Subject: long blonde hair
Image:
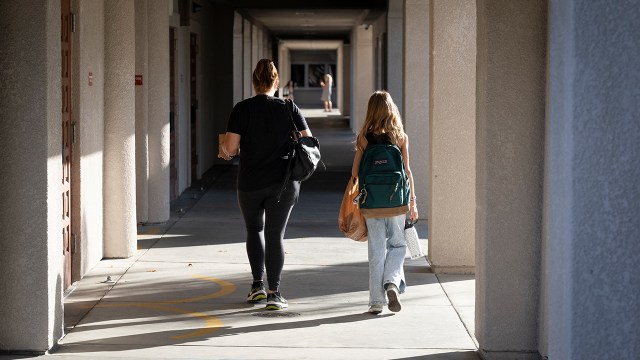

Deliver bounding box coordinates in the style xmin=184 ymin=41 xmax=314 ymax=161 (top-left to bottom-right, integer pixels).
xmin=356 ymin=91 xmax=405 ymax=150
xmin=323 ymin=74 xmax=333 ymax=86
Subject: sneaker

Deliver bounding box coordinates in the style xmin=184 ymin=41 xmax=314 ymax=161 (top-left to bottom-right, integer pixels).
xmin=265 ymin=291 xmax=288 ymax=310
xmin=246 ymin=281 xmax=267 ymax=303
xmin=368 ymin=304 xmax=383 ymax=314
xmin=386 ymin=283 xmax=402 ymax=312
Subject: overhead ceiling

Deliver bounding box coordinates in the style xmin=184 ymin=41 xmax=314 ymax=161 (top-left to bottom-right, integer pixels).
xmin=243 ymin=8 xmax=375 ymax=40
xmin=206 ymin=0 xmax=387 ymax=41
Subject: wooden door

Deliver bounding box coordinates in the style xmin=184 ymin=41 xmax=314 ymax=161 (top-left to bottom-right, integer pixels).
xmin=61 ymin=0 xmax=73 ymax=290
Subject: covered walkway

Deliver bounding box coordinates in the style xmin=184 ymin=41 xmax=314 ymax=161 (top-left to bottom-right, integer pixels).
xmin=11 ymin=165 xmax=477 ymax=360
xmin=2 ymin=1 xmax=639 ymax=358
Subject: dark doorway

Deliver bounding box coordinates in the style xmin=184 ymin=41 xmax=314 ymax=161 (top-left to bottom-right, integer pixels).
xmin=190 ymin=33 xmax=198 ymax=181
xmin=170 ymin=27 xmax=178 ymax=201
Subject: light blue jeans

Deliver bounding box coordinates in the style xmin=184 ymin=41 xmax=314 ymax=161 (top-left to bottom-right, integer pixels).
xmin=366 ymin=215 xmax=407 ymax=306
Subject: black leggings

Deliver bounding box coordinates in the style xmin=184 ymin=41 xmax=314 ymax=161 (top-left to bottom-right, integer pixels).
xmin=238 ymin=181 xmax=299 ymax=291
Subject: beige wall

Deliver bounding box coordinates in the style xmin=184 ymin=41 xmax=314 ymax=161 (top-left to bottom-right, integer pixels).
xmin=146 ymin=0 xmax=170 ymax=223
xmin=387 ymin=0 xmax=404 ymax=115
xmin=351 ymin=25 xmax=374 ymax=132
xmin=544 ymin=0 xmax=640 ymax=358
xmin=475 ymin=1 xmax=546 ymax=357
xmin=75 ymin=0 xmax=106 ymax=275
xmin=0 ymin=0 xmax=64 ymax=351
xmin=135 ymin=0 xmax=150 ymax=223
xmin=428 ymin=0 xmax=476 ymax=273
xmin=342 ymin=44 xmax=351 ymax=117
xmin=103 ymin=0 xmax=137 ymax=258
xmin=403 ymin=0 xmax=429 ymax=216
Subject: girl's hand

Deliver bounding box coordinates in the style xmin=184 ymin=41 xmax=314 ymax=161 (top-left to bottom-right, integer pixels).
xmin=410 ymin=201 xmax=419 ymax=221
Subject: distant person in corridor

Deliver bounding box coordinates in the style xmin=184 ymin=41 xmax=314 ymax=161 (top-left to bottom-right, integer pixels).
xmin=218 ymin=59 xmax=312 ymax=310
xmin=320 ymin=73 xmax=333 ymax=112
xmin=283 ymin=80 xmax=294 ymax=100
xmin=351 ymin=91 xmax=418 ymax=314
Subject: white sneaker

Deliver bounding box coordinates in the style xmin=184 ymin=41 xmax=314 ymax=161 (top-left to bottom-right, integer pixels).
xmin=368 ymin=304 xmax=383 ymax=314
xmin=386 ymin=284 xmax=402 ymax=312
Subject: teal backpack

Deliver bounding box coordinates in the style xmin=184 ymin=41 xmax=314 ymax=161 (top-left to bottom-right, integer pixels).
xmin=357 ymin=142 xmax=410 ymax=216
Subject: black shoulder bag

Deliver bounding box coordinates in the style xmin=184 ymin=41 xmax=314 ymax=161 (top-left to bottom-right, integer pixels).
xmin=276 ymin=100 xmax=323 ymax=201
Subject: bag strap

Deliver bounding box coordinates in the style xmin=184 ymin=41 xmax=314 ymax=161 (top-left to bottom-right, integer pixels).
xmin=285 ymin=99 xmax=299 ymax=133
xmin=276 ymin=100 xmax=297 ymax=202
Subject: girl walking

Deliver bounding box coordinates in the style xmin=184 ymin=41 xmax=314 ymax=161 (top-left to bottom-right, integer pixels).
xmin=351 ymin=91 xmax=418 ymax=314
xmin=320 ymin=74 xmax=333 ymax=112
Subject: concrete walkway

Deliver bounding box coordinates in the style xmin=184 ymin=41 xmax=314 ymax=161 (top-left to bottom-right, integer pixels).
xmin=7 ymin=159 xmax=478 ymax=360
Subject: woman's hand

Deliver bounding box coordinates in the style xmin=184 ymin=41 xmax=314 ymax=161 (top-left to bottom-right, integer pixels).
xmin=218 ymin=132 xmax=240 ymax=161
xmin=218 ymin=143 xmax=237 ymax=160
xmin=218 ymin=149 xmax=233 ymax=161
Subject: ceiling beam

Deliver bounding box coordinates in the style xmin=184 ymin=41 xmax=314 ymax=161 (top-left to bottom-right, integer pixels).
xmin=204 ymin=0 xmax=387 ymax=11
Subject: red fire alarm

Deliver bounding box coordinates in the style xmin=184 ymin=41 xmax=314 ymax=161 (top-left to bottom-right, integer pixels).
xmin=135 ymin=75 xmax=143 ymax=86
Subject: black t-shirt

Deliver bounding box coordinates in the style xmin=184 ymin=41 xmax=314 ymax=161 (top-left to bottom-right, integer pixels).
xmin=226 ymin=95 xmax=308 ymax=191
xmin=365 ymin=132 xmax=392 ymax=146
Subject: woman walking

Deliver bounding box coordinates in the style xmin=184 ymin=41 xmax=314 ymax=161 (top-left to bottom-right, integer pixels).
xmin=218 ymin=59 xmax=311 ymax=310
xmin=351 ymin=91 xmax=418 ymax=314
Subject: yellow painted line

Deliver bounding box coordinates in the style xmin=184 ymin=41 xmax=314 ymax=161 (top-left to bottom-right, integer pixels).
xmin=82 ymin=274 xmax=236 ymax=340
xmin=91 ymin=302 xmax=223 ymax=339
xmin=138 ymin=227 xmax=162 ymax=236
xmin=132 ymin=303 xmax=224 ymax=340
xmin=161 ymin=275 xmax=236 ymax=304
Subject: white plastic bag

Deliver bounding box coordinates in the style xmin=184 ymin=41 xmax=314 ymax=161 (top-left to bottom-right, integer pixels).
xmin=405 ymin=219 xmax=425 ymax=259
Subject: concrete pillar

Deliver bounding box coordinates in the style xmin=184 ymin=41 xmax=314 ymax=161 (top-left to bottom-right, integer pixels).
xmin=277 ymin=43 xmax=289 ymax=97
xmin=147 ymin=0 xmax=170 ymax=223
xmin=104 ymin=0 xmax=137 ymax=258
xmin=387 ymin=0 xmax=404 ymax=115
xmin=262 ymin=29 xmax=267 ymax=58
xmin=176 ymin=25 xmax=190 ymax=194
xmin=251 ymin=24 xmax=258 ymax=96
xmin=233 ymin=11 xmax=243 ymax=105
xmin=135 ymin=0 xmax=149 ymax=223
xmin=543 ymin=1 xmax=640 ymax=358
xmin=243 ymin=18 xmax=251 ymax=99
xmin=0 ymin=0 xmax=63 ymax=351
xmin=266 ymin=33 xmax=271 ymax=59
xmin=475 ymin=1 xmax=546 ymax=358
xmin=351 ymin=25 xmax=373 ymax=132
xmin=75 ymin=0 xmax=105 ymax=274
xmin=257 ymin=28 xmax=264 ymax=59
xmin=403 ymin=0 xmax=429 ymax=216
xmin=428 ymin=0 xmax=476 ymax=274
xmin=336 ymin=45 xmax=343 ymax=111
xmin=342 ymin=44 xmax=351 ymax=117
